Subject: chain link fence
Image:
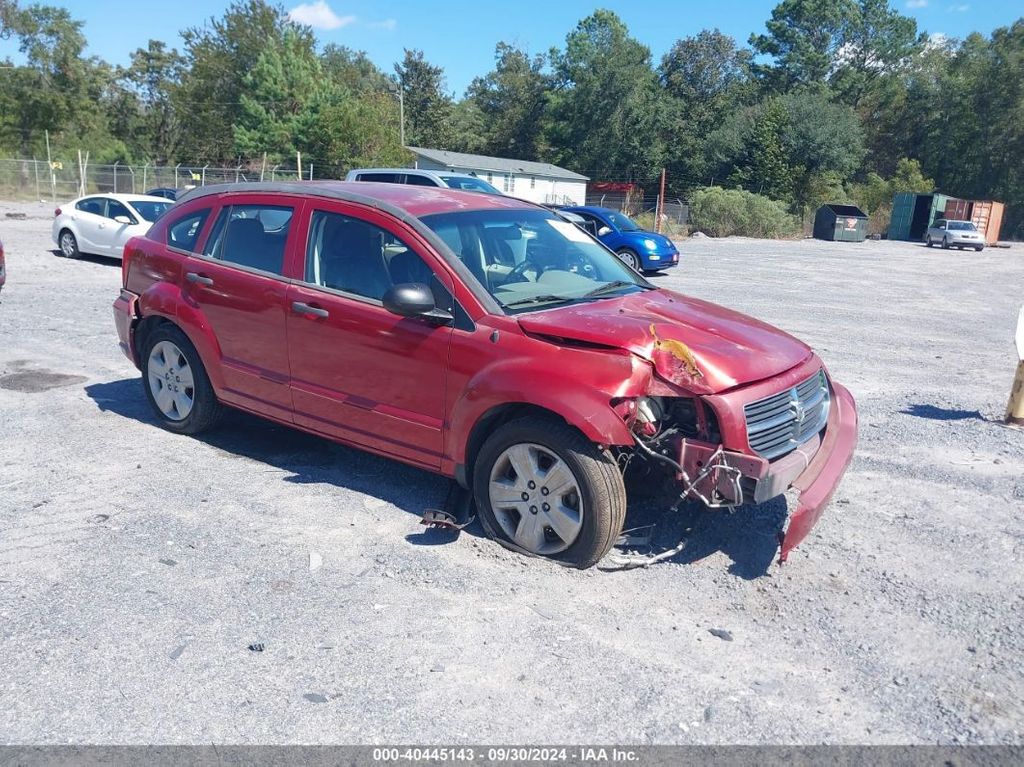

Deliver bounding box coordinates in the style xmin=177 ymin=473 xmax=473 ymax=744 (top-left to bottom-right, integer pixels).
xmin=585 ymin=190 xmax=689 ymax=237
xmin=0 ymin=158 xmax=307 ymax=203
xmin=1 ymin=156 xmax=691 ymax=237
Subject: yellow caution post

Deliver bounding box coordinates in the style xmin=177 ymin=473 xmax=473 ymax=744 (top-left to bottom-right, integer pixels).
xmin=1007 ymin=306 xmax=1024 ymax=426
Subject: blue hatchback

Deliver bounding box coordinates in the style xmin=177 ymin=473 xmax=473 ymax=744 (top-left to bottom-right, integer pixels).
xmin=559 ymin=206 xmax=680 ymax=273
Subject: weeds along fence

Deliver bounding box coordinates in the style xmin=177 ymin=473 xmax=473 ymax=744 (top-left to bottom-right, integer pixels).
xmin=0 ymin=158 xmax=308 ymax=203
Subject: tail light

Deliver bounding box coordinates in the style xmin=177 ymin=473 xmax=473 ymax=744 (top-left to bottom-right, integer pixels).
xmin=54 ymin=208 xmax=61 ymax=216
xmin=121 ymin=243 xmax=130 ymax=286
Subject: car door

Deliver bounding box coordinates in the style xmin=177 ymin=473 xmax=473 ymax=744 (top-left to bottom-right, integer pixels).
xmin=71 ymin=197 xmax=109 ymax=254
xmin=104 ymin=198 xmax=145 ymax=258
xmin=578 ymin=211 xmax=617 ymax=248
xmin=182 ymin=195 xmax=303 ymax=420
xmin=930 ymin=219 xmax=945 ymax=241
xmin=285 ymin=201 xmax=455 ymax=469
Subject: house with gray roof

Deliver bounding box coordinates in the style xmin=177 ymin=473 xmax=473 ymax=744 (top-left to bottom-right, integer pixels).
xmin=406 ymin=147 xmax=588 ymax=206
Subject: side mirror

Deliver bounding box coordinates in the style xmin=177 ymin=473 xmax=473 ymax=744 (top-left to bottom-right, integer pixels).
xmin=382 ymin=283 xmax=453 ymax=325
xmin=114 ymin=215 xmax=133 ymax=225
xmin=597 ymin=226 xmax=612 ymax=237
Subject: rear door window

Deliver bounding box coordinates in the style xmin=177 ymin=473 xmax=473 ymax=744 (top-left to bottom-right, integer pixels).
xmin=403 ymin=174 xmax=439 ymax=187
xmin=355 ymin=173 xmax=402 ymax=183
xmin=202 ymin=204 xmax=293 ymax=276
xmin=75 ymin=198 xmax=105 ymax=216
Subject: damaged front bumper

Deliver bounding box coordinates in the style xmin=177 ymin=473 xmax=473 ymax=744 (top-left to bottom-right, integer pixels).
xmin=668 ymin=381 xmax=857 ymax=561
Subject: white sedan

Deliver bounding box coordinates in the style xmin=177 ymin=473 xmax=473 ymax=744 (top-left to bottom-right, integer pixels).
xmin=52 ymin=193 xmax=173 ymax=260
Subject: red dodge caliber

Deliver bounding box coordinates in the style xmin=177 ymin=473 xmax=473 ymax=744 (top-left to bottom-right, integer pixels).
xmin=113 ymin=182 xmax=857 ymax=568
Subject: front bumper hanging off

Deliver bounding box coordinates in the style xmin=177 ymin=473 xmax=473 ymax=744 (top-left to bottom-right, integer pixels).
xmin=666 ymin=382 xmax=858 ymax=562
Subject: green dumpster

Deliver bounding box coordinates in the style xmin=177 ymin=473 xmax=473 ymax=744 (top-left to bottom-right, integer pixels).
xmin=813 ymin=204 xmax=869 ymax=242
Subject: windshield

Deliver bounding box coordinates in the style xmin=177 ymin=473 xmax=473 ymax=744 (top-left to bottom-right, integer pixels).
xmin=440 ymin=175 xmax=501 ymax=194
xmin=420 ymin=209 xmax=650 ymax=314
xmin=605 ymin=210 xmax=642 ymax=232
xmin=130 ymin=200 xmax=172 ymax=222
xmin=948 ymin=221 xmax=977 ymax=231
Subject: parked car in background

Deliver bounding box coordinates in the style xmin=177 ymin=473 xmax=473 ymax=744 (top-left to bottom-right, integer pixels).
xmin=112 ymin=181 xmax=856 ymax=569
xmin=53 ymin=194 xmax=172 ymax=260
xmin=925 ymin=219 xmax=985 ymax=251
xmin=545 ymin=206 xmax=599 ymax=237
xmin=559 ymin=205 xmax=679 ymax=273
xmin=345 ymin=168 xmax=503 ymax=195
xmin=145 ymin=188 xmax=180 ymax=201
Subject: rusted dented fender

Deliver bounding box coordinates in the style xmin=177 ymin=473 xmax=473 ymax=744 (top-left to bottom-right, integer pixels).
xmin=779 ymin=381 xmax=858 ymax=560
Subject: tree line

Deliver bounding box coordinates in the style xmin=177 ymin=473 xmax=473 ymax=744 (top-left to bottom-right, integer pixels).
xmin=1 ymin=0 xmax=1021 ymax=237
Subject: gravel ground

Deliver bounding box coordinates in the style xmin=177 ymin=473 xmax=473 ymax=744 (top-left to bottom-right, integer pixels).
xmin=0 ymin=199 xmax=1022 ymax=745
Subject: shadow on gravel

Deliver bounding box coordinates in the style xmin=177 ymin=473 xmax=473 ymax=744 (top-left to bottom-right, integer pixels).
xmin=84 ymin=378 xmax=469 ymax=529
xmin=613 ymin=491 xmax=786 ymax=579
xmin=50 ymin=249 xmax=120 ymax=267
xmin=85 ymin=377 xmax=785 ymax=574
xmin=901 ymin=403 xmax=984 ymax=421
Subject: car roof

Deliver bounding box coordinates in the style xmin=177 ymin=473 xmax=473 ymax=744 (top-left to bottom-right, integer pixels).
xmin=74 ymin=193 xmax=174 ymax=203
xmin=179 ymin=180 xmax=540 ymax=217
xmin=348 ymin=167 xmax=441 ymax=176
xmin=562 ymin=205 xmax=615 ymax=216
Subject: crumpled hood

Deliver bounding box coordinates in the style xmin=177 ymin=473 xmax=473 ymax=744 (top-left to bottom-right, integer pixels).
xmin=516 ymin=288 xmax=812 ymax=394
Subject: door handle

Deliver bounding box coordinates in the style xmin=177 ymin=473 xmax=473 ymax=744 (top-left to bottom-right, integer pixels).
xmin=186 ymin=272 xmax=214 ymax=286
xmin=292 ymin=301 xmax=329 ymax=318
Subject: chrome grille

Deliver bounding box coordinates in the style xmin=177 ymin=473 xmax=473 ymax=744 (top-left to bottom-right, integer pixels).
xmin=744 ymin=369 xmax=830 ymax=460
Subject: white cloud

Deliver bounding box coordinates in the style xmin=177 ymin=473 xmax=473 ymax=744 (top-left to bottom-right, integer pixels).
xmin=367 ymin=18 xmax=397 ymax=31
xmin=906 ymin=0 xmax=928 ymax=8
xmin=288 ymin=1 xmax=356 ymax=30
xmin=948 ymin=3 xmax=970 ymax=10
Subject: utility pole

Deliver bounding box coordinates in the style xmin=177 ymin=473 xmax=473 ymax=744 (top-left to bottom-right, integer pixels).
xmin=656 ymin=168 xmax=666 ymax=234
xmin=44 ymin=130 xmax=56 ymax=204
xmin=297 ymin=151 xmax=302 ymax=180
xmin=389 ymin=82 xmax=405 ymax=146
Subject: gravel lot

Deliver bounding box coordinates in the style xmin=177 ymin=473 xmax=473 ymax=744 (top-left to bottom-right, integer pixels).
xmin=1 ymin=198 xmax=1022 ymax=746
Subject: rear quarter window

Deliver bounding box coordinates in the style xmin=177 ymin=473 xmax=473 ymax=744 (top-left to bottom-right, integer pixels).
xmin=166 ymin=209 xmax=210 ymax=252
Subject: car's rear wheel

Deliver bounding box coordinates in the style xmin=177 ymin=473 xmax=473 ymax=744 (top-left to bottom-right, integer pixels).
xmin=616 ymin=248 xmax=641 ymax=271
xmin=975 ymin=246 xmax=984 ymax=252
xmin=472 ymin=416 xmax=626 ymax=568
xmin=142 ymin=325 xmax=222 ymax=435
xmin=59 ymin=229 xmax=79 ymax=258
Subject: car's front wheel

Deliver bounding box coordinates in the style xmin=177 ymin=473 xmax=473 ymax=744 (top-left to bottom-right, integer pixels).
xmin=142 ymin=325 xmax=222 ymax=435
xmin=473 ymin=417 xmax=626 ymax=568
xmin=942 ymin=236 xmax=951 ymax=249
xmin=925 ymin=236 xmax=933 ymax=247
xmin=59 ymin=229 xmax=80 ymax=258
xmin=616 ymin=248 xmax=641 ymax=271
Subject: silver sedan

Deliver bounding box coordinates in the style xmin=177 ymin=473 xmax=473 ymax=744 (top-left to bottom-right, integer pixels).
xmin=925 ymin=219 xmax=985 ymax=251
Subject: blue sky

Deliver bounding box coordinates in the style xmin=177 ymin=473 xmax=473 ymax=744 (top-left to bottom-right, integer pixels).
xmin=1 ymin=0 xmax=1019 ymax=95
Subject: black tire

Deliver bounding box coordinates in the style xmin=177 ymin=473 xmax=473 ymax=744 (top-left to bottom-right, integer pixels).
xmin=942 ymin=236 xmax=951 ymax=249
xmin=925 ymin=236 xmax=933 ymax=247
xmin=141 ymin=324 xmax=223 ymax=435
xmin=59 ymin=229 xmax=80 ymax=259
xmin=616 ymin=248 xmax=641 ymax=272
xmin=472 ymin=416 xmax=627 ymax=569
xmin=975 ymin=246 xmax=984 ymax=252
